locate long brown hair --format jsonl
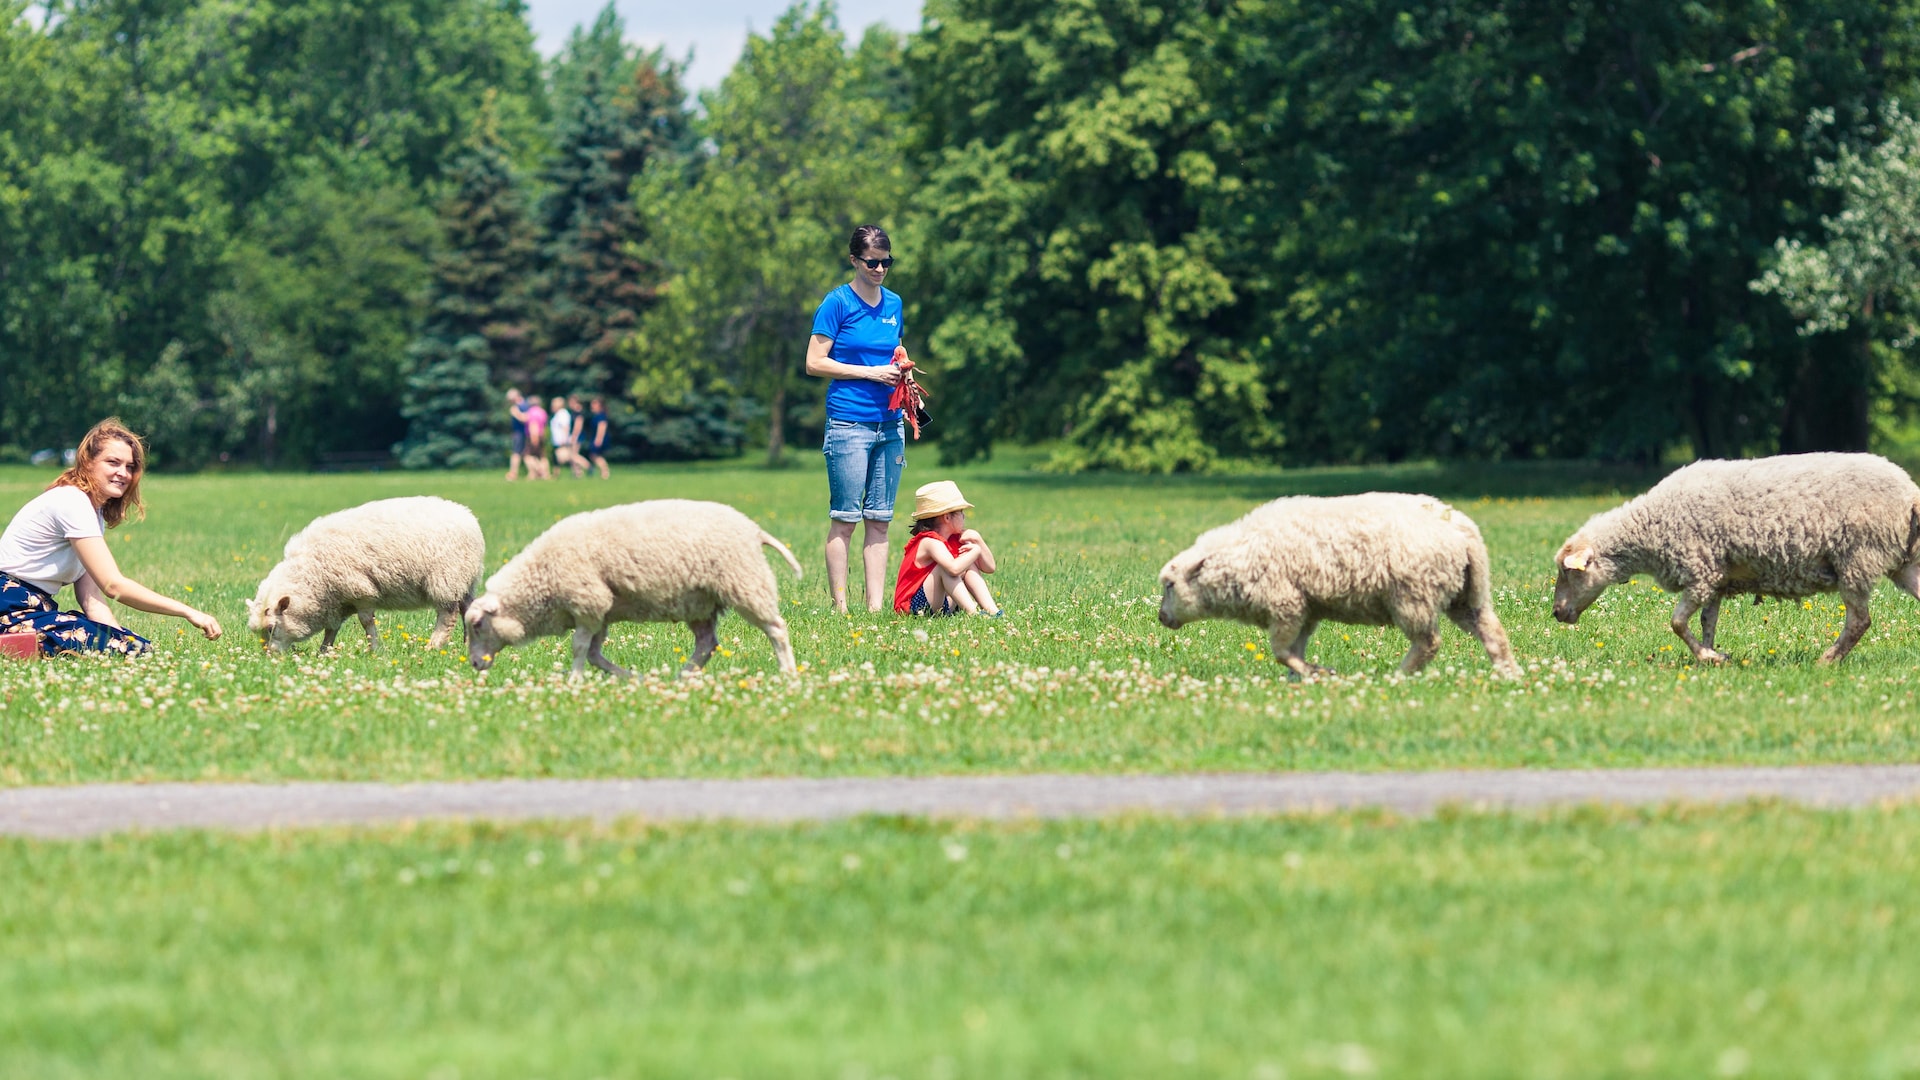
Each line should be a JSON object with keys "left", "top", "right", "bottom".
{"left": 48, "top": 418, "right": 147, "bottom": 528}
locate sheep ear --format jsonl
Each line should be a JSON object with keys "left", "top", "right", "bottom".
{"left": 1187, "top": 556, "right": 1207, "bottom": 579}
{"left": 1561, "top": 547, "right": 1592, "bottom": 572}
{"left": 244, "top": 598, "right": 258, "bottom": 613}
{"left": 479, "top": 596, "right": 501, "bottom": 614}
{"left": 275, "top": 595, "right": 291, "bottom": 613}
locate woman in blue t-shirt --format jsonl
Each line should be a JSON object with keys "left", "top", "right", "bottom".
{"left": 805, "top": 225, "right": 907, "bottom": 613}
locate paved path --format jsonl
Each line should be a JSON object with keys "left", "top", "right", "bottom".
{"left": 3, "top": 765, "right": 1920, "bottom": 838}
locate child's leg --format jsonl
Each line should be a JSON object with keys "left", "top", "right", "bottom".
{"left": 924, "top": 570, "right": 978, "bottom": 614}
{"left": 960, "top": 569, "right": 1000, "bottom": 614}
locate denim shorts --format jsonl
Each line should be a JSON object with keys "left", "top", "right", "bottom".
{"left": 823, "top": 417, "right": 905, "bottom": 523}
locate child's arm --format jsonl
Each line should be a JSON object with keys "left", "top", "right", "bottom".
{"left": 918, "top": 535, "right": 983, "bottom": 576}
{"left": 959, "top": 530, "right": 996, "bottom": 573}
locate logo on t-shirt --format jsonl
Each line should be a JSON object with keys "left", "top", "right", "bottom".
{"left": 881, "top": 316, "right": 898, "bottom": 326}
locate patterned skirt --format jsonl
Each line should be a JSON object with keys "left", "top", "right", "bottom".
{"left": 0, "top": 571, "right": 152, "bottom": 657}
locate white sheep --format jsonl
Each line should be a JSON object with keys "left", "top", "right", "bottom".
{"left": 1158, "top": 493, "right": 1521, "bottom": 679}
{"left": 1553, "top": 452, "right": 1920, "bottom": 663}
{"left": 465, "top": 499, "right": 802, "bottom": 677}
{"left": 247, "top": 496, "right": 484, "bottom": 653}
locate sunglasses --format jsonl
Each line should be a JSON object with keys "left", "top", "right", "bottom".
{"left": 857, "top": 256, "right": 895, "bottom": 269}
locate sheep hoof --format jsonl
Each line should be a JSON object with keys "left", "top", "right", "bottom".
{"left": 1693, "top": 648, "right": 1727, "bottom": 665}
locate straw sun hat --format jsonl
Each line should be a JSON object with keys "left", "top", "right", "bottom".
{"left": 912, "top": 480, "right": 974, "bottom": 521}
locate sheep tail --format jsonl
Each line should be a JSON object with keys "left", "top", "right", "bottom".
{"left": 1462, "top": 538, "right": 1496, "bottom": 613}
{"left": 761, "top": 532, "right": 804, "bottom": 579}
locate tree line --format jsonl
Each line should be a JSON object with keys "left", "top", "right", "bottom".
{"left": 4, "top": 0, "right": 1919, "bottom": 471}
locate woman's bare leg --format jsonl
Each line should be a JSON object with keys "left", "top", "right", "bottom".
{"left": 861, "top": 520, "right": 890, "bottom": 612}
{"left": 960, "top": 569, "right": 999, "bottom": 614}
{"left": 826, "top": 520, "right": 857, "bottom": 614}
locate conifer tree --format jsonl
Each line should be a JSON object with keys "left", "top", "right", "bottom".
{"left": 539, "top": 13, "right": 693, "bottom": 402}
{"left": 396, "top": 106, "right": 542, "bottom": 468}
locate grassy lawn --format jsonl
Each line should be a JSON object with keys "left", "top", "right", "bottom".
{"left": 5, "top": 455, "right": 1920, "bottom": 783}
{"left": 3, "top": 805, "right": 1918, "bottom": 1078}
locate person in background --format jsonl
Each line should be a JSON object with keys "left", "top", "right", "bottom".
{"left": 583, "top": 397, "right": 611, "bottom": 480}
{"left": 566, "top": 396, "right": 590, "bottom": 479}
{"left": 0, "top": 418, "right": 223, "bottom": 655}
{"left": 804, "top": 224, "right": 906, "bottom": 613}
{"left": 549, "top": 396, "right": 575, "bottom": 478}
{"left": 504, "top": 389, "right": 530, "bottom": 481}
{"left": 524, "top": 396, "right": 550, "bottom": 480}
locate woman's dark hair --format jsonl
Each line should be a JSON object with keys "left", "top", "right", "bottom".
{"left": 848, "top": 225, "right": 891, "bottom": 257}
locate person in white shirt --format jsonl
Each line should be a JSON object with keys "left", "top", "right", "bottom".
{"left": 0, "top": 418, "right": 223, "bottom": 656}
{"left": 549, "top": 396, "right": 574, "bottom": 476}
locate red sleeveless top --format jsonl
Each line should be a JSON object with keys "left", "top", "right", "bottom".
{"left": 894, "top": 532, "right": 965, "bottom": 613}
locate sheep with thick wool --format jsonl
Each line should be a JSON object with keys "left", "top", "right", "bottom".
{"left": 1553, "top": 452, "right": 1920, "bottom": 664}
{"left": 248, "top": 496, "right": 484, "bottom": 652}
{"left": 466, "top": 500, "right": 802, "bottom": 678}
{"left": 1158, "top": 493, "right": 1521, "bottom": 679}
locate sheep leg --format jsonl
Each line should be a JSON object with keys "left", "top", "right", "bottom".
{"left": 682, "top": 618, "right": 719, "bottom": 675}
{"left": 357, "top": 610, "right": 379, "bottom": 651}
{"left": 320, "top": 623, "right": 341, "bottom": 653}
{"left": 568, "top": 626, "right": 596, "bottom": 679}
{"left": 1820, "top": 586, "right": 1874, "bottom": 664}
{"left": 1447, "top": 606, "right": 1522, "bottom": 680}
{"left": 1699, "top": 596, "right": 1723, "bottom": 652}
{"left": 1393, "top": 615, "right": 1444, "bottom": 676}
{"left": 585, "top": 629, "right": 633, "bottom": 679}
{"left": 1669, "top": 593, "right": 1725, "bottom": 663}
{"left": 1267, "top": 618, "right": 1325, "bottom": 679}
{"left": 1273, "top": 619, "right": 1331, "bottom": 678}
{"left": 427, "top": 604, "right": 460, "bottom": 651}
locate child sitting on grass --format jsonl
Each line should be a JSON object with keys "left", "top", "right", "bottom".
{"left": 893, "top": 481, "right": 1002, "bottom": 616}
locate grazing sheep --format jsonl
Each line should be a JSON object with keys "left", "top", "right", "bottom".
{"left": 1553, "top": 452, "right": 1920, "bottom": 664}
{"left": 247, "top": 496, "right": 484, "bottom": 652}
{"left": 1158, "top": 493, "right": 1521, "bottom": 679}
{"left": 465, "top": 500, "right": 802, "bottom": 678}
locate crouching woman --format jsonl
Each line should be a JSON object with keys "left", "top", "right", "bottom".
{"left": 0, "top": 419, "right": 223, "bottom": 655}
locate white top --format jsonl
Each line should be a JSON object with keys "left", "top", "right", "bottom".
{"left": 0, "top": 485, "right": 105, "bottom": 594}
{"left": 551, "top": 409, "right": 573, "bottom": 446}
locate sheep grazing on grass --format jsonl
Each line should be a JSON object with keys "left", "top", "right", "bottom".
{"left": 466, "top": 500, "right": 803, "bottom": 678}
{"left": 248, "top": 496, "right": 484, "bottom": 653}
{"left": 1553, "top": 452, "right": 1920, "bottom": 664}
{"left": 1158, "top": 493, "right": 1522, "bottom": 680}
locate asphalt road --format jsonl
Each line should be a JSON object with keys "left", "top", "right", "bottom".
{"left": 3, "top": 765, "right": 1920, "bottom": 838}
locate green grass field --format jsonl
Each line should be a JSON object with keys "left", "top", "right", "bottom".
{"left": 6, "top": 805, "right": 1920, "bottom": 1078}
{"left": 5, "top": 455, "right": 1920, "bottom": 784}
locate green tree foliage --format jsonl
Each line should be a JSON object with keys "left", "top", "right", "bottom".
{"left": 907, "top": 0, "right": 1920, "bottom": 468}
{"left": 395, "top": 116, "right": 543, "bottom": 470}
{"left": 1754, "top": 103, "right": 1920, "bottom": 445}
{"left": 627, "top": 2, "right": 908, "bottom": 465}
{"left": 0, "top": 0, "right": 543, "bottom": 466}
{"left": 538, "top": 8, "right": 694, "bottom": 404}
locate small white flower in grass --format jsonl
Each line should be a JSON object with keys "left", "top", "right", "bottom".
{"left": 524, "top": 849, "right": 544, "bottom": 867}
{"left": 396, "top": 867, "right": 418, "bottom": 885}
{"left": 943, "top": 841, "right": 969, "bottom": 862}
{"left": 726, "top": 878, "right": 750, "bottom": 896}
{"left": 1282, "top": 851, "right": 1304, "bottom": 870}
{"left": 841, "top": 853, "right": 862, "bottom": 872}
{"left": 475, "top": 860, "right": 495, "bottom": 876}
{"left": 1055, "top": 844, "right": 1073, "bottom": 860}
{"left": 1715, "top": 1047, "right": 1750, "bottom": 1077}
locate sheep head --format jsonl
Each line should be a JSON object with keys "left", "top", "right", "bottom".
{"left": 465, "top": 594, "right": 523, "bottom": 671}
{"left": 246, "top": 590, "right": 308, "bottom": 651}
{"left": 1157, "top": 550, "right": 1213, "bottom": 629}
{"left": 1551, "top": 537, "right": 1615, "bottom": 623}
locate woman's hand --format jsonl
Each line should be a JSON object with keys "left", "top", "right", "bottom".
{"left": 868, "top": 365, "right": 903, "bottom": 386}
{"left": 186, "top": 608, "right": 223, "bottom": 640}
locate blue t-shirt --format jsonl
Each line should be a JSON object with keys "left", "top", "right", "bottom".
{"left": 813, "top": 283, "right": 904, "bottom": 422}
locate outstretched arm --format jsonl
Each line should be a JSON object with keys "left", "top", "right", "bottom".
{"left": 70, "top": 536, "right": 223, "bottom": 639}
{"left": 73, "top": 574, "right": 122, "bottom": 628}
